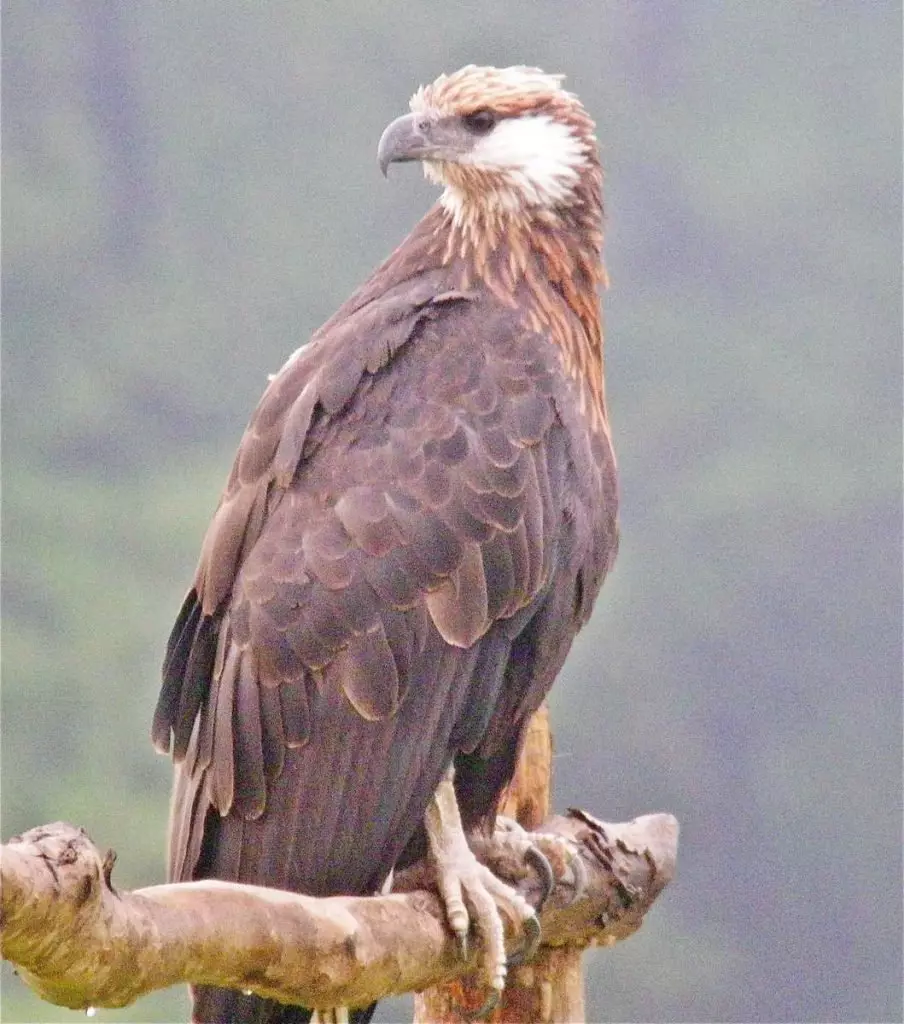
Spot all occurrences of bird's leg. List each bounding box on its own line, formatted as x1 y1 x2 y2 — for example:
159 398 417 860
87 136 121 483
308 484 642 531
311 1010 349 1024
311 877 400 1024
424 765 539 1013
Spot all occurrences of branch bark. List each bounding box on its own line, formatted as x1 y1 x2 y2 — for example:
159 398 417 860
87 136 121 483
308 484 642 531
1 812 677 1015
417 706 579 1022
417 702 560 1022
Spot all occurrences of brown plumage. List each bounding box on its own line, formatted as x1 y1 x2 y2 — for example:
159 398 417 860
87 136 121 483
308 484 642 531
153 65 618 1024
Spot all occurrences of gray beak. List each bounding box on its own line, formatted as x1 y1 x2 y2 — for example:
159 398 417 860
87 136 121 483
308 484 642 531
378 112 470 177
377 113 431 177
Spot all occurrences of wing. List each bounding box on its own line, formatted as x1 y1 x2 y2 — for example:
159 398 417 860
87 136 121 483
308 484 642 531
154 276 617 897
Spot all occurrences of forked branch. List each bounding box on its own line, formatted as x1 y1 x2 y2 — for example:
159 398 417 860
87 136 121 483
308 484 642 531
1 811 677 1014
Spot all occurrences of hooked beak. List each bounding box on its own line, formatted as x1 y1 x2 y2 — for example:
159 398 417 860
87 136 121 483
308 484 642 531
377 112 463 177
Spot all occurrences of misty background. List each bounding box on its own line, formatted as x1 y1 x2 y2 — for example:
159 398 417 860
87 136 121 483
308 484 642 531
2 3 901 1022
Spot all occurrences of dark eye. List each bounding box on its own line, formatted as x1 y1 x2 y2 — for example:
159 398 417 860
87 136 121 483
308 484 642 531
462 109 497 135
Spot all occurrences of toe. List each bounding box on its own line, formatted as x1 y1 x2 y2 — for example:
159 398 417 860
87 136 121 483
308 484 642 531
524 843 555 911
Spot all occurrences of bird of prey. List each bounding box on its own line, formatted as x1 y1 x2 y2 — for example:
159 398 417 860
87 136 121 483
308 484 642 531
153 64 618 1024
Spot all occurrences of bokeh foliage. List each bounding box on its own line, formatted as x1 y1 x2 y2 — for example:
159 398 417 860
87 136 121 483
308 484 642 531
3 3 901 1021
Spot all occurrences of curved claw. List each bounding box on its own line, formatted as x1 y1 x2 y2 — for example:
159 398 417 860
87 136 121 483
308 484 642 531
459 987 501 1021
567 848 588 903
506 912 542 967
524 844 555 912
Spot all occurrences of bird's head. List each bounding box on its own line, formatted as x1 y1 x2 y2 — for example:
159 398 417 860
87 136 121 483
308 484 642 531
378 65 599 224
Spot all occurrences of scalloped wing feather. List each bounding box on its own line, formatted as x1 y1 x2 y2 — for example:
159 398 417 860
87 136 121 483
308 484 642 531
160 268 618 912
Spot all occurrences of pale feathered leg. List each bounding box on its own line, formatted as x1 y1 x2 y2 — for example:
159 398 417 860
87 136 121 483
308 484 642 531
311 1008 349 1024
425 765 539 1015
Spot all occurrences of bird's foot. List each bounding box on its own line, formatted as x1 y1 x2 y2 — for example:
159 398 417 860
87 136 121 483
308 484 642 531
493 815 587 910
424 768 540 1017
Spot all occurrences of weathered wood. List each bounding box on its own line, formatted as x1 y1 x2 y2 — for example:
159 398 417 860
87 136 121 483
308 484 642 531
1 808 677 1016
414 705 672 1023
500 702 554 829
416 705 570 1022
415 946 585 1023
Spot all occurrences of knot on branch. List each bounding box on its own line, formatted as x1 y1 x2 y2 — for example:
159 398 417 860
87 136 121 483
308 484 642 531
1 811 678 1014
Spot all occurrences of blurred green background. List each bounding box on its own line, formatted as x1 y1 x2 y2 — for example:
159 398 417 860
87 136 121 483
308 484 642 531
3 3 901 1022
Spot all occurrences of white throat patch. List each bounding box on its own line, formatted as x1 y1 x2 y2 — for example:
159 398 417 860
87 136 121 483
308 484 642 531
436 114 590 217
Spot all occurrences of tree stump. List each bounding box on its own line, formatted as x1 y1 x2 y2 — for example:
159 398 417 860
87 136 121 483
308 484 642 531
413 704 586 1023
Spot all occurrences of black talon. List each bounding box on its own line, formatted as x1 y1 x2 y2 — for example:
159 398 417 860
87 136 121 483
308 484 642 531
525 843 555 912
507 946 527 967
507 912 542 966
507 911 542 967
461 988 501 1021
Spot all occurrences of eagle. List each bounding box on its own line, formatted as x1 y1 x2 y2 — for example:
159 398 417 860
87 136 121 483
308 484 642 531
152 65 618 1024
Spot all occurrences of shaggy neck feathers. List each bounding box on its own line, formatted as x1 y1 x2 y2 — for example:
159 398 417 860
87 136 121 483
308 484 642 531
438 167 608 436
366 67 610 435
406 66 609 432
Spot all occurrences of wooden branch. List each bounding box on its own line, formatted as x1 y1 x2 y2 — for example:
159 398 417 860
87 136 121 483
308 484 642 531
1 812 678 1015
417 703 556 1022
